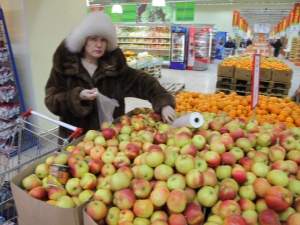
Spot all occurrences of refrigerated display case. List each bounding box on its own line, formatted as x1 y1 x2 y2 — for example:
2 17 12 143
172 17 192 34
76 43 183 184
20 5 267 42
170 27 189 70
215 32 227 60
187 27 211 71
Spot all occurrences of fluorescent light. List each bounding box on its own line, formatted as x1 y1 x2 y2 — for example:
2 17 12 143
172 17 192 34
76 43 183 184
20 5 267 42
152 0 166 7
112 4 122 13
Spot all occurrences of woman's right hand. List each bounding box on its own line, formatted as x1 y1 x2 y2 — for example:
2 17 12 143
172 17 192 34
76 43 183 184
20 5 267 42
79 88 98 100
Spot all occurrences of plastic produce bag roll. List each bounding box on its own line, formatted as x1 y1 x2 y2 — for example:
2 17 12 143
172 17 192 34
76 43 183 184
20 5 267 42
171 112 204 129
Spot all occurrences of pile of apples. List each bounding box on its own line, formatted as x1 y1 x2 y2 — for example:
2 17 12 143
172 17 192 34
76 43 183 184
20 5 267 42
22 107 300 225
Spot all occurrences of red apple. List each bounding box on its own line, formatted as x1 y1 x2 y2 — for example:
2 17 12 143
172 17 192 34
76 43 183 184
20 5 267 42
88 158 104 174
265 186 293 213
221 152 236 167
258 209 280 225
223 214 247 225
183 202 204 225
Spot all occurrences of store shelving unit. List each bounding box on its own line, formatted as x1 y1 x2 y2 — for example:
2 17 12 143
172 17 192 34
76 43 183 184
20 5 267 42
289 37 299 62
294 38 300 67
0 8 26 153
117 26 171 60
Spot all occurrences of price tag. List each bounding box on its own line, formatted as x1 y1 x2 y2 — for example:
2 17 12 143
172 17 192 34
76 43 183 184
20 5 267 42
251 54 260 110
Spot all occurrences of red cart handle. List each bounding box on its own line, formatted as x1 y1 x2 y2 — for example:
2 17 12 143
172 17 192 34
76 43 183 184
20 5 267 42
22 109 83 139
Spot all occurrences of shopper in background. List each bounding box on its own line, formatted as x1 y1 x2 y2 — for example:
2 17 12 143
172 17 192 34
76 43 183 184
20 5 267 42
246 38 252 46
240 39 246 48
224 37 236 55
44 12 176 139
271 38 282 57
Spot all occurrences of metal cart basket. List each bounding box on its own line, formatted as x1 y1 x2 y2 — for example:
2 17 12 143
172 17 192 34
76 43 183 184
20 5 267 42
0 110 82 224
222 48 233 59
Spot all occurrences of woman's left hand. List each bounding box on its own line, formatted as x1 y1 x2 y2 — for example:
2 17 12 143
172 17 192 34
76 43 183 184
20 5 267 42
162 105 175 124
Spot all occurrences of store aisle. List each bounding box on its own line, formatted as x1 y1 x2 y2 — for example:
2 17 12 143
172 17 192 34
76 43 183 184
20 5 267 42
125 58 300 113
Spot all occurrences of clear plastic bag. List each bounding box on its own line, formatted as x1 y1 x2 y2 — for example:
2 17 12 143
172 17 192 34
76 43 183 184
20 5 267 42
96 91 119 126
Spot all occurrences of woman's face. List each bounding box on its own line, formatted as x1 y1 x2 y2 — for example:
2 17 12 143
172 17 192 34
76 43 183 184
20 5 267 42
84 36 107 59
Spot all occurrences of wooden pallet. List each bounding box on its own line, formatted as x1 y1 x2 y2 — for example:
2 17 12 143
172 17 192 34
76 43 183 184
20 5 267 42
161 83 185 94
217 76 252 85
259 80 292 89
142 65 162 78
216 81 251 92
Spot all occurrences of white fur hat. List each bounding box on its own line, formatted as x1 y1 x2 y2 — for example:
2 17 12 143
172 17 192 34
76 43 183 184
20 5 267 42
66 12 118 53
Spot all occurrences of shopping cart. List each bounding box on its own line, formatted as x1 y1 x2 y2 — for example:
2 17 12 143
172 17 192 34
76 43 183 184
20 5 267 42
222 48 233 59
0 110 82 224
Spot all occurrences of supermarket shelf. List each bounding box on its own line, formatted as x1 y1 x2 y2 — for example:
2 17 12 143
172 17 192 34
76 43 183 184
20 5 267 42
121 47 170 51
172 48 184 50
118 42 170 45
118 36 171 39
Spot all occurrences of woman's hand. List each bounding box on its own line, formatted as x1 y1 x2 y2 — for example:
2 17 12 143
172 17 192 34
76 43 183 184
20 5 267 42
79 88 98 101
162 105 175 124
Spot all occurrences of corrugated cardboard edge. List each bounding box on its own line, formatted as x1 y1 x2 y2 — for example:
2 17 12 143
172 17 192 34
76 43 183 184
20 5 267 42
83 207 98 225
10 154 88 225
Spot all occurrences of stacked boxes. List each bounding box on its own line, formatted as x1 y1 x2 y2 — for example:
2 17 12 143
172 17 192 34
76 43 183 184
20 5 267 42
289 37 299 62
294 39 300 66
216 63 293 98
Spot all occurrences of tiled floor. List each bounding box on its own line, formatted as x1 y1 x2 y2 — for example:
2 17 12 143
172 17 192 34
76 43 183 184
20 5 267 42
125 58 300 112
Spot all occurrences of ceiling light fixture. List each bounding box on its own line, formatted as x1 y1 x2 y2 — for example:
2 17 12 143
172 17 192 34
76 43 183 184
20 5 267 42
112 0 123 13
152 0 166 7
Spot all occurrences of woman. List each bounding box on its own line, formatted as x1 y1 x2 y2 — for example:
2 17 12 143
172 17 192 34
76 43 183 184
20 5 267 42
45 12 176 138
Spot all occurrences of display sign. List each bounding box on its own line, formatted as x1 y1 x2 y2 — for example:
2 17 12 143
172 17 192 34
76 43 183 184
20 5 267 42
138 3 175 23
121 4 137 22
251 54 260 110
282 17 287 31
105 6 121 22
232 10 239 27
238 17 244 30
90 6 104 13
279 22 283 32
293 3 300 25
289 10 294 27
254 23 270 33
232 27 238 34
175 2 195 22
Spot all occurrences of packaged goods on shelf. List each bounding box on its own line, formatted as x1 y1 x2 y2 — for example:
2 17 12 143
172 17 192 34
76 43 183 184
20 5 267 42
289 37 299 62
117 26 171 56
294 38 300 66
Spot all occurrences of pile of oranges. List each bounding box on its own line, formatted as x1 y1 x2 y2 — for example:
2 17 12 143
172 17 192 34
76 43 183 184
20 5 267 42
175 91 300 128
219 56 292 71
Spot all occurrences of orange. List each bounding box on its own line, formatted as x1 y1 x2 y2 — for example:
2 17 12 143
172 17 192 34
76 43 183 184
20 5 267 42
285 117 294 123
295 119 300 127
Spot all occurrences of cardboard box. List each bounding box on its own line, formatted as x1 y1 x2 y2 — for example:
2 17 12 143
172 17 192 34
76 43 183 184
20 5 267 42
234 68 252 81
260 68 272 80
10 154 88 225
217 65 235 77
83 208 97 225
271 69 293 82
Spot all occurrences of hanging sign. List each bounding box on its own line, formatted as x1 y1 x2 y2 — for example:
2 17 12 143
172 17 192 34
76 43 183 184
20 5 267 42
282 17 287 31
138 3 175 23
105 6 121 22
121 4 137 22
232 10 239 27
292 3 300 25
238 17 244 30
251 54 260 110
175 2 195 22
254 23 270 33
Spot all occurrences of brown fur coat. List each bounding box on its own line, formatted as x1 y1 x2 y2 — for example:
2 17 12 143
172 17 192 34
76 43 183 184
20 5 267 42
45 40 176 138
